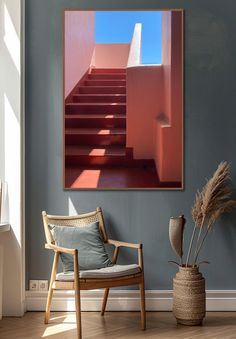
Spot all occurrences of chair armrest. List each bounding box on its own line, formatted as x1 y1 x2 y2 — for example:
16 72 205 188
45 243 77 255
107 239 144 269
107 239 142 249
45 244 80 284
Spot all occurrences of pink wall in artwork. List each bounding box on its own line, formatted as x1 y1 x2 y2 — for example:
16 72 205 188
155 11 183 183
64 11 95 97
126 11 183 183
162 12 172 123
126 66 163 159
126 22 164 159
94 43 130 68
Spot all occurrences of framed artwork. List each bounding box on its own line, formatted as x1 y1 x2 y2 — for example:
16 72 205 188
63 9 184 190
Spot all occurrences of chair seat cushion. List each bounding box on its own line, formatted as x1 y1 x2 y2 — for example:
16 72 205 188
56 264 141 280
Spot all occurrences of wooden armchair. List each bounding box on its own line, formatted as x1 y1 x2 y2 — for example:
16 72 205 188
42 207 146 339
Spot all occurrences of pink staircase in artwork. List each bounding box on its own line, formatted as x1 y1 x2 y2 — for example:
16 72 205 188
65 68 155 168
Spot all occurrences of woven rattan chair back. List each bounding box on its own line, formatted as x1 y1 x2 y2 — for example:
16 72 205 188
42 207 108 245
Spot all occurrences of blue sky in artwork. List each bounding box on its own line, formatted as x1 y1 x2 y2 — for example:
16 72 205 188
95 11 162 64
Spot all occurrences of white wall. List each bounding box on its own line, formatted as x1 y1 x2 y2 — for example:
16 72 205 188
127 23 141 67
0 0 24 316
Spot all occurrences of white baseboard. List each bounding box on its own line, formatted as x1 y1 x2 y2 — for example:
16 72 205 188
25 290 236 312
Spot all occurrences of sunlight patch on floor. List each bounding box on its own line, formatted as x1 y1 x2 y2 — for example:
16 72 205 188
42 314 76 337
71 169 101 188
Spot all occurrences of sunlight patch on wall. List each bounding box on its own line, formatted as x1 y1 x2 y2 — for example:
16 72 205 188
4 93 20 243
68 197 78 215
4 3 20 74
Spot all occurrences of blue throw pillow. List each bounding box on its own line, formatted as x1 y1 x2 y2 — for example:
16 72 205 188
49 221 112 272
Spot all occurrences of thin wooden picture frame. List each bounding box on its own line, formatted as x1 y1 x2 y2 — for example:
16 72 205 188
62 8 184 191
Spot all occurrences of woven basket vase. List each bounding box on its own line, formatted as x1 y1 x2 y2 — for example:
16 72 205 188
173 266 206 325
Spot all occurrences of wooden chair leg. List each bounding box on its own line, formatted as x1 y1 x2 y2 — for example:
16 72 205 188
45 252 59 324
74 251 82 339
45 285 54 324
101 243 119 316
139 279 146 330
101 288 110 316
75 286 82 339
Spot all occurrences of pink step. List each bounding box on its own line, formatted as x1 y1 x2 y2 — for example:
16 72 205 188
88 73 126 80
65 146 126 156
84 79 126 86
65 128 126 146
65 102 126 115
65 146 155 168
65 114 126 128
73 94 126 103
91 68 126 74
66 128 126 135
78 86 126 94
65 146 128 166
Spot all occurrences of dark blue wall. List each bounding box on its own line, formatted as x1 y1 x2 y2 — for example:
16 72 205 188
26 0 236 289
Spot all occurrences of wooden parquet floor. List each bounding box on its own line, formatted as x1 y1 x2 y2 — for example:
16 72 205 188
0 312 236 339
